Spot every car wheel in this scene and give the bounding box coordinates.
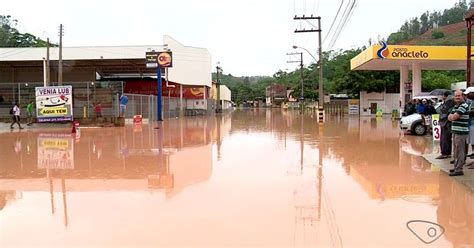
[413,123,427,136]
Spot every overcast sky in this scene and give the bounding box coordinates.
[1,0,460,76]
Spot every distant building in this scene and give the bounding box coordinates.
[265,84,288,107]
[211,81,232,110]
[359,91,399,116]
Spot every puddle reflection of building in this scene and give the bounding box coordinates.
[0,115,232,224]
[437,174,474,246]
[338,117,440,201]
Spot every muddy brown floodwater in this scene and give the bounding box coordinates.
[0,110,473,247]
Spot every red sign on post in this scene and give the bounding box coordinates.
[71,120,80,133]
[133,115,143,125]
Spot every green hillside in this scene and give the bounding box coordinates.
[401,21,466,46]
[387,0,472,45]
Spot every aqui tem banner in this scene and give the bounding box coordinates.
[35,86,73,122]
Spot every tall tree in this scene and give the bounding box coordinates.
[420,12,430,34]
[0,15,48,47]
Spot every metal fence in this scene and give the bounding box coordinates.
[0,81,215,121]
[123,93,214,121]
[0,81,123,119]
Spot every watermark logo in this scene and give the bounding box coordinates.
[406,220,445,244]
[377,41,389,59]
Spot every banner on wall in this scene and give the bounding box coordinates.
[123,81,206,99]
[348,99,360,115]
[35,86,73,122]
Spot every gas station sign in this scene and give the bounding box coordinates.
[146,51,173,68]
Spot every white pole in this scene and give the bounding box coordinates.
[43,58,47,87]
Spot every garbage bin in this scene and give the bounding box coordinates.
[392,109,399,119]
[376,108,383,117]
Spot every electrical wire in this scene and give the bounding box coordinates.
[330,0,359,50]
[322,0,344,45]
[327,0,353,50]
[328,0,358,50]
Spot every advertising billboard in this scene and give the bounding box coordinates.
[35,86,73,122]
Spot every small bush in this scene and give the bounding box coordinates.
[432,30,445,39]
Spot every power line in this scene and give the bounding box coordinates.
[328,0,358,50]
[327,0,353,50]
[331,0,358,49]
[323,0,344,45]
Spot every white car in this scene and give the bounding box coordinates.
[400,113,428,135]
[400,96,443,136]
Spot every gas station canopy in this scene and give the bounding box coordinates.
[350,44,469,109]
[351,44,467,71]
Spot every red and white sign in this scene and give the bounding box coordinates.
[133,115,143,125]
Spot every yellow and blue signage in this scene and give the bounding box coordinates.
[35,86,73,122]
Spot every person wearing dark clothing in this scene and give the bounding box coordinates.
[437,92,455,159]
[408,100,416,115]
[423,101,437,115]
[416,100,426,114]
[403,101,412,116]
[404,99,416,115]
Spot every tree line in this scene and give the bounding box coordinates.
[0,15,49,47]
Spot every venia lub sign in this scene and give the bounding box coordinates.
[35,86,73,122]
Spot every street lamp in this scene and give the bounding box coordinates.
[293,45,317,62]
[293,45,324,107]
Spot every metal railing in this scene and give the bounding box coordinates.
[123,94,214,121]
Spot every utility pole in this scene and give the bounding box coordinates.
[58,24,64,85]
[287,52,303,110]
[46,38,50,86]
[216,64,222,113]
[465,10,474,86]
[318,18,324,106]
[294,15,324,107]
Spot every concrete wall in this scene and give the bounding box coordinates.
[164,35,212,88]
[220,85,231,102]
[359,91,399,115]
[219,85,232,110]
[186,99,208,110]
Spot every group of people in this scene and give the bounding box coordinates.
[9,101,35,130]
[403,98,437,116]
[437,88,474,176]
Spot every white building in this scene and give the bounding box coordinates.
[0,35,213,119]
[359,91,399,116]
[219,85,232,110]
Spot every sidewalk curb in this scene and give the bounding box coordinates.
[422,153,474,192]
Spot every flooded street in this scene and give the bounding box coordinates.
[0,110,473,247]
